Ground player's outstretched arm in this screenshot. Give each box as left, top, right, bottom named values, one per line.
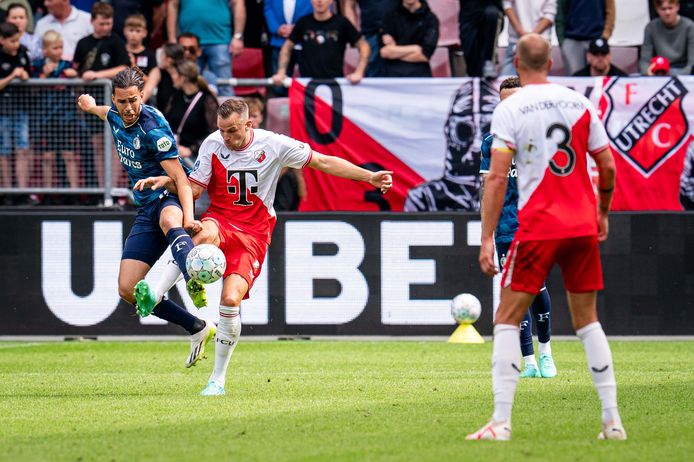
left=160, top=159, right=202, bottom=234
left=77, top=94, right=110, bottom=120
left=133, top=175, right=205, bottom=200
left=308, top=151, right=393, bottom=194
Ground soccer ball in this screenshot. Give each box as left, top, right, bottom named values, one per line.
left=185, top=244, right=226, bottom=284
left=450, top=293, right=482, bottom=324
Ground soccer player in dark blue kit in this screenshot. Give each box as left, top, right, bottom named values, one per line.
left=77, top=67, right=215, bottom=368
left=479, top=76, right=557, bottom=379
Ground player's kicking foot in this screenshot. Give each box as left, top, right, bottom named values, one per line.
left=466, top=419, right=512, bottom=441
left=598, top=422, right=627, bottom=440
left=133, top=280, right=158, bottom=317
left=186, top=279, right=207, bottom=308
left=200, top=380, right=225, bottom=396
left=186, top=321, right=216, bottom=368
left=539, top=353, right=557, bottom=378
left=519, top=363, right=541, bottom=378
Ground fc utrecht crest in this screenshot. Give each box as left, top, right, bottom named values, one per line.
left=602, top=78, right=689, bottom=177
left=254, top=150, right=266, bottom=163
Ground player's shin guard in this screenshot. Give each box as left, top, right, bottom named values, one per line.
left=152, top=298, right=205, bottom=335
left=577, top=322, right=621, bottom=425
left=209, top=305, right=241, bottom=387
left=492, top=324, right=521, bottom=422
left=533, top=288, right=552, bottom=344
left=166, top=227, right=194, bottom=282
left=519, top=312, right=534, bottom=357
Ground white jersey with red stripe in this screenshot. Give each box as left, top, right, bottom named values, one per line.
left=190, top=128, right=312, bottom=243
left=491, top=83, right=609, bottom=240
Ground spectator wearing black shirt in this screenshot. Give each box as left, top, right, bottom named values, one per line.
left=0, top=21, right=30, bottom=201
left=123, top=14, right=156, bottom=76
left=164, top=60, right=218, bottom=161
left=572, top=38, right=627, bottom=76
left=73, top=2, right=129, bottom=81
left=342, top=0, right=399, bottom=76
left=380, top=0, right=439, bottom=77
left=271, top=0, right=369, bottom=83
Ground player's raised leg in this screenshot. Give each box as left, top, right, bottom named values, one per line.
left=201, top=274, right=246, bottom=396
left=533, top=287, right=556, bottom=378
left=466, top=287, right=535, bottom=441
left=568, top=290, right=626, bottom=440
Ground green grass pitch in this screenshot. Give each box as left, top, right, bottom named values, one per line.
left=0, top=340, right=692, bottom=461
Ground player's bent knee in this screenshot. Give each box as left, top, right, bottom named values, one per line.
left=220, top=294, right=244, bottom=308
left=118, top=285, right=136, bottom=304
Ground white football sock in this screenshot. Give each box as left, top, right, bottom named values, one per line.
left=523, top=354, right=538, bottom=367
left=576, top=322, right=621, bottom=425
left=209, top=305, right=241, bottom=387
left=154, top=260, right=184, bottom=305
left=538, top=341, right=552, bottom=356
left=492, top=324, right=521, bottom=422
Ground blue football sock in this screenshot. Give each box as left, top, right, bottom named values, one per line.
left=519, top=311, right=534, bottom=357
left=152, top=298, right=205, bottom=335
left=166, top=227, right=193, bottom=282
left=532, top=288, right=552, bottom=344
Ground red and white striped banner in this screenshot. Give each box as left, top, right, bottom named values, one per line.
left=289, top=77, right=693, bottom=211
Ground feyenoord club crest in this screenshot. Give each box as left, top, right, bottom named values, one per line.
left=602, top=78, right=689, bottom=177
left=133, top=136, right=141, bottom=150
left=254, top=150, right=266, bottom=163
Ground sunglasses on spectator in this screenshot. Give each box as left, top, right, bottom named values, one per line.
left=183, top=46, right=198, bottom=54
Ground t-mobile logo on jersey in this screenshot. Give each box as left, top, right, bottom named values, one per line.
left=226, top=169, right=259, bottom=206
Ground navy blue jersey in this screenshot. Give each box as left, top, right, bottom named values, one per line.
left=107, top=104, right=188, bottom=205
left=479, top=133, right=518, bottom=244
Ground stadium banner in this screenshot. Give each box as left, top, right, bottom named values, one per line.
left=1, top=211, right=692, bottom=336
left=289, top=77, right=694, bottom=212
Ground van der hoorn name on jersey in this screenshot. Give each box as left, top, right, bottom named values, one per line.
left=612, top=79, right=688, bottom=152
left=117, top=139, right=142, bottom=169
left=518, top=100, right=585, bottom=115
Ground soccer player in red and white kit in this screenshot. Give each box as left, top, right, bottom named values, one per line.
left=467, top=34, right=626, bottom=441
left=135, top=98, right=393, bottom=396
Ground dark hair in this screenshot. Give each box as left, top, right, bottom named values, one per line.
left=218, top=98, right=249, bottom=120
left=500, top=77, right=521, bottom=91
left=178, top=32, right=200, bottom=46
left=654, top=0, right=679, bottom=7
left=112, top=66, right=146, bottom=91
left=163, top=43, right=185, bottom=61
left=6, top=3, right=29, bottom=15
left=0, top=22, right=20, bottom=39
left=91, top=1, right=114, bottom=19
left=174, top=60, right=212, bottom=94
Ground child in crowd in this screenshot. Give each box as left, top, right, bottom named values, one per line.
left=0, top=22, right=31, bottom=205
left=31, top=30, right=80, bottom=194
left=124, top=13, right=156, bottom=77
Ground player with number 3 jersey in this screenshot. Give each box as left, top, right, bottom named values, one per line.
left=468, top=34, right=625, bottom=442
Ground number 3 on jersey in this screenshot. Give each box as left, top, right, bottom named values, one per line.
left=227, top=169, right=259, bottom=206
left=546, top=123, right=576, bottom=177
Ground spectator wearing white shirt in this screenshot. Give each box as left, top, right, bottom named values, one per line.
left=34, top=0, right=93, bottom=60
left=501, top=0, right=556, bottom=76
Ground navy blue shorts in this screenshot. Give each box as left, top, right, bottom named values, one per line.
left=122, top=193, right=183, bottom=266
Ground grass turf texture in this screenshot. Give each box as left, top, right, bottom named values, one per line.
left=0, top=341, right=691, bottom=461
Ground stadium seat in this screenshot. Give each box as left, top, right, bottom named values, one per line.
left=428, top=0, right=461, bottom=47
left=265, top=97, right=291, bottom=136
left=430, top=47, right=452, bottom=77
left=610, top=47, right=639, bottom=74
left=231, top=47, right=266, bottom=96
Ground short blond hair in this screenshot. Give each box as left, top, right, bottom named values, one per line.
left=244, top=97, right=264, bottom=115
left=125, top=14, right=147, bottom=30
left=42, top=30, right=63, bottom=47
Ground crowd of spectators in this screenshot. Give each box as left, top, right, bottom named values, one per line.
left=0, top=0, right=691, bottom=206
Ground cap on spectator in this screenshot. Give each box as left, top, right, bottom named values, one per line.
left=650, top=55, right=671, bottom=74
left=588, top=38, right=610, bottom=55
